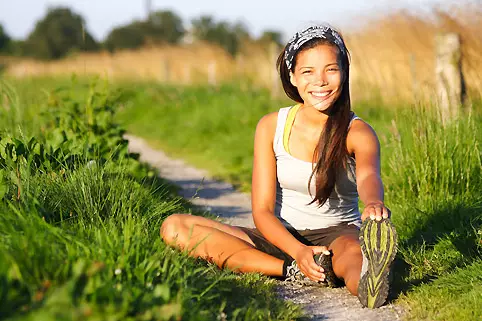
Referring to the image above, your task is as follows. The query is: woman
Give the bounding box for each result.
[160,24,397,309]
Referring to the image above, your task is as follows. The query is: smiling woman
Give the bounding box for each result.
[159,23,398,309]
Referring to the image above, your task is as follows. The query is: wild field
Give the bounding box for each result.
[113,80,482,320]
[0,77,301,320]
[5,3,482,105]
[3,76,479,320]
[1,4,481,319]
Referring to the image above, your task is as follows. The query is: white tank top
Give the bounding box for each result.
[273,106,362,230]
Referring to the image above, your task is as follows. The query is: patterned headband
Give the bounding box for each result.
[284,25,347,71]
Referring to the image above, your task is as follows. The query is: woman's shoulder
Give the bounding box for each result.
[255,105,298,138]
[347,118,380,154]
[257,106,294,128]
[348,117,376,136]
[256,111,278,134]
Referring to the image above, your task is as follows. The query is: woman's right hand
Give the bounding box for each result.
[294,245,331,282]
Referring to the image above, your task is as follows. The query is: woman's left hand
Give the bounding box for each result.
[361,201,391,221]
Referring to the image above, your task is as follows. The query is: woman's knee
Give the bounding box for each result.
[160,213,189,244]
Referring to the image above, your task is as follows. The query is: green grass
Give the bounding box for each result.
[109,80,480,320]
[0,77,301,320]
[2,76,481,320]
[0,162,300,320]
[398,260,482,320]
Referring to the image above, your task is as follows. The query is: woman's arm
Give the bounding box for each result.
[251,113,327,281]
[347,120,390,221]
[251,112,304,257]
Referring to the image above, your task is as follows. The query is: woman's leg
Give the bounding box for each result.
[328,234,362,295]
[160,214,284,276]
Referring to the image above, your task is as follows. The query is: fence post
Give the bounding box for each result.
[208,61,217,86]
[435,33,465,123]
[163,59,170,83]
[270,42,281,99]
[409,53,418,102]
[183,65,191,84]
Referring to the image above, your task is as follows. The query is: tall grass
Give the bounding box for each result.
[0,80,301,320]
[1,161,299,320]
[3,76,481,319]
[4,2,482,104]
[109,79,481,320]
[115,81,290,191]
[381,104,481,308]
[347,3,482,103]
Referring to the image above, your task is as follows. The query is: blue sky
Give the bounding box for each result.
[0,0,456,41]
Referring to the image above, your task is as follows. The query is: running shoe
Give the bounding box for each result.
[284,252,338,287]
[357,218,398,308]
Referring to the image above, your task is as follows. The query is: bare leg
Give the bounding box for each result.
[160,214,284,276]
[329,234,363,295]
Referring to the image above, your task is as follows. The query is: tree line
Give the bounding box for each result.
[0,7,283,60]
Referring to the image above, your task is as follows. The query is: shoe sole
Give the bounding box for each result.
[358,218,398,308]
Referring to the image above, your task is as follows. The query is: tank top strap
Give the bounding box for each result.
[273,106,292,152]
[348,112,361,129]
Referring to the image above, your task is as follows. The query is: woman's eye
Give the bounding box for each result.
[328,68,339,72]
[302,70,311,74]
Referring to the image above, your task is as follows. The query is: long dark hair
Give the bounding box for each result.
[276,35,352,207]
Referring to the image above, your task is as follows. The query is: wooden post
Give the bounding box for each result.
[270,42,281,99]
[163,59,170,83]
[183,65,191,84]
[208,61,217,86]
[409,53,418,102]
[435,33,465,123]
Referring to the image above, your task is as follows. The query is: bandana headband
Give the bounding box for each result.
[284,25,347,71]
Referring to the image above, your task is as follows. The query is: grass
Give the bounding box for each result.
[3,76,481,320]
[114,80,291,191]
[0,162,299,320]
[108,80,480,320]
[0,77,302,320]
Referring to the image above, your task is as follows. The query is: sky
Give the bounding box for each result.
[0,0,458,42]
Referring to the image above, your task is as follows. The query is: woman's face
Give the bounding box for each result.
[289,44,343,113]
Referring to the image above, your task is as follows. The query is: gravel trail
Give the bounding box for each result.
[126,134,405,321]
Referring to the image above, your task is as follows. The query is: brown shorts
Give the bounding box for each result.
[237,223,360,262]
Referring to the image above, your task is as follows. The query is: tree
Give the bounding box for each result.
[104,10,185,52]
[0,24,11,53]
[146,10,184,44]
[191,16,251,56]
[23,7,99,60]
[259,30,283,47]
[104,22,145,52]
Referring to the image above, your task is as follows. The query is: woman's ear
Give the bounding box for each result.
[289,71,297,87]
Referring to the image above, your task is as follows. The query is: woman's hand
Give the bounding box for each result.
[294,245,331,282]
[361,201,391,221]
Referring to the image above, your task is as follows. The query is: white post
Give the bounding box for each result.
[163,59,170,83]
[409,53,418,101]
[270,42,281,98]
[183,65,191,84]
[435,33,465,123]
[208,61,217,86]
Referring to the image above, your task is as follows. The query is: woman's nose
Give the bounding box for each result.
[312,71,328,86]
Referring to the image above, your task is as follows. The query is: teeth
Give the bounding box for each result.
[311,91,330,97]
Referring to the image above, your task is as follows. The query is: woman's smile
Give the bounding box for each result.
[310,90,333,100]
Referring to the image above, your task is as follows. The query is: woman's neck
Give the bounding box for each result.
[299,104,330,127]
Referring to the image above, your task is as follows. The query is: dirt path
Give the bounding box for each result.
[126,134,405,321]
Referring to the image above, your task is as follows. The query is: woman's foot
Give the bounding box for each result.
[284,253,338,287]
[357,218,398,308]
